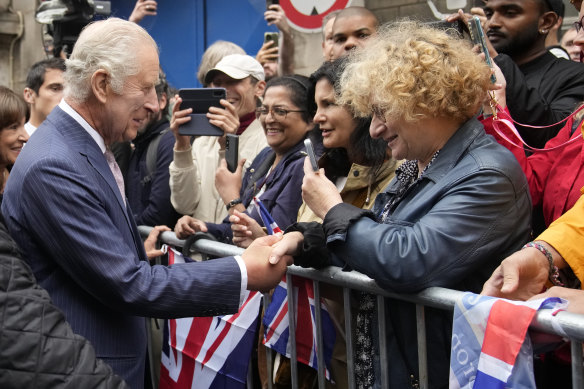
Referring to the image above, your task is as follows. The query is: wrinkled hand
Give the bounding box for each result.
[129,0,157,23]
[169,95,192,151]
[301,158,342,220]
[530,287,584,315]
[243,234,293,292]
[269,231,304,264]
[230,210,266,248]
[174,215,207,239]
[256,41,279,65]
[144,225,171,260]
[481,247,550,300]
[265,5,291,35]
[215,158,245,205]
[209,99,239,149]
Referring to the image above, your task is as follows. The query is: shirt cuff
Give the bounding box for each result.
[233,255,248,307]
[172,146,194,168]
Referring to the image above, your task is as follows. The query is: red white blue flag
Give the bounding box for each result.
[263,275,336,381]
[449,293,567,389]
[253,197,283,235]
[159,246,262,389]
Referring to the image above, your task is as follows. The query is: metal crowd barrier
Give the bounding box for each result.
[139,226,584,389]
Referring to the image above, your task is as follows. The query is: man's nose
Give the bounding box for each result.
[344,36,358,51]
[145,87,159,113]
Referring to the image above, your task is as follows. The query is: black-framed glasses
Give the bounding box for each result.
[255,106,305,120]
[574,15,584,33]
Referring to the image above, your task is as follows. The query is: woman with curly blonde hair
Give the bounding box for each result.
[270,20,532,387]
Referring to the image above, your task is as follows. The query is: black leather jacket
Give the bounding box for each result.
[322,117,532,388]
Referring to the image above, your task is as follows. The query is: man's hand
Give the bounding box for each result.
[481,247,550,300]
[242,234,292,292]
[256,41,279,66]
[301,158,342,220]
[209,99,239,146]
[144,225,171,260]
[169,95,193,151]
[265,5,291,36]
[230,210,266,248]
[215,158,245,205]
[174,215,207,239]
[129,0,157,23]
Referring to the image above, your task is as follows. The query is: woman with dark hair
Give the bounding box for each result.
[174,75,319,245]
[0,86,29,200]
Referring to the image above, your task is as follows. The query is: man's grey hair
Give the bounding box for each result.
[64,17,159,103]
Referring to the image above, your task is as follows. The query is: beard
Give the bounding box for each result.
[490,20,541,58]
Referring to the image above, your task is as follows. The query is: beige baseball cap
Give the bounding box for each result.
[204,54,265,85]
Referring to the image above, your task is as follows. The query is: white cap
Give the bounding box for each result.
[204,54,265,85]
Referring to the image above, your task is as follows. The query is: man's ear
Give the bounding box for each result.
[254,80,266,99]
[539,11,558,33]
[90,69,109,104]
[23,87,36,104]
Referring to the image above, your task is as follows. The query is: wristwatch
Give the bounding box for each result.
[226,197,242,211]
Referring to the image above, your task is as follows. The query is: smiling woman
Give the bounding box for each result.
[268,20,533,388]
[176,75,320,247]
[0,86,30,197]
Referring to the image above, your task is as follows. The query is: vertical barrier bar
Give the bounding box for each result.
[344,287,355,389]
[287,272,298,389]
[264,294,274,389]
[377,295,389,388]
[313,280,326,389]
[416,304,428,389]
[572,340,584,389]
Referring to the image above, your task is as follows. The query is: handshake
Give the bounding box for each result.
[241,232,303,292]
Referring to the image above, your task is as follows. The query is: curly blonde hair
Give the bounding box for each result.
[339,20,492,123]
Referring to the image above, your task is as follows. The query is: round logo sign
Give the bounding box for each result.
[280,0,352,33]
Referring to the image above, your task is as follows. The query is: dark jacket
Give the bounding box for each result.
[206,140,307,242]
[126,119,180,228]
[322,118,532,388]
[495,51,584,148]
[0,215,128,388]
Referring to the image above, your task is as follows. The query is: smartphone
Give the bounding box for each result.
[468,16,497,83]
[304,139,319,172]
[178,88,226,136]
[264,32,279,51]
[266,0,279,22]
[225,134,239,173]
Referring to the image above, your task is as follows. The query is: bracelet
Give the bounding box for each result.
[226,197,242,211]
[522,242,564,286]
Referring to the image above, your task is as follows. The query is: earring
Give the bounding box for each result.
[541,29,548,34]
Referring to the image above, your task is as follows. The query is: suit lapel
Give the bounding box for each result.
[52,107,137,241]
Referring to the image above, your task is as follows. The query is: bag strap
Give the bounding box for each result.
[140,127,170,186]
[491,102,584,153]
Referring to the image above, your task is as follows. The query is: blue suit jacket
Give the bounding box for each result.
[2,106,242,388]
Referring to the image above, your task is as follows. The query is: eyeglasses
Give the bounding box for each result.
[574,15,584,33]
[256,106,305,120]
[372,105,387,123]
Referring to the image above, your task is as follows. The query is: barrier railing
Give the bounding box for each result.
[139,226,584,389]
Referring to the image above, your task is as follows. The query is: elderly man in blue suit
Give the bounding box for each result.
[1,18,290,389]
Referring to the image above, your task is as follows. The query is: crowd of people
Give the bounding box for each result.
[2,0,584,388]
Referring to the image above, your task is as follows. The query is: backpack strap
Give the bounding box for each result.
[140,128,170,186]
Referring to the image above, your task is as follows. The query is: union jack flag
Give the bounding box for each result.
[263,276,336,381]
[252,197,282,234]
[159,246,262,389]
